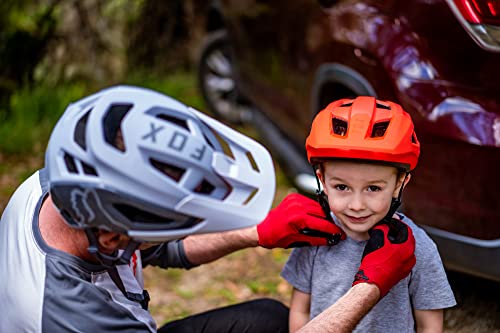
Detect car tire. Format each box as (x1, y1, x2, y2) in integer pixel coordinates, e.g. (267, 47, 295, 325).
(197, 30, 252, 124)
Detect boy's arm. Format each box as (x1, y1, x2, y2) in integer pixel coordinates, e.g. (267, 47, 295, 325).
(414, 309, 443, 333)
(289, 288, 311, 333)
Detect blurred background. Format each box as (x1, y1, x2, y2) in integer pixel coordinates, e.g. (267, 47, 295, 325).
(0, 1, 498, 332)
(0, 0, 295, 326)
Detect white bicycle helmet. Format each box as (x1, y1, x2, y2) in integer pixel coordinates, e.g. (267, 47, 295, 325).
(46, 85, 276, 243)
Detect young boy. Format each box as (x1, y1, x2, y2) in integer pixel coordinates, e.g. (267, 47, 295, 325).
(281, 96, 456, 332)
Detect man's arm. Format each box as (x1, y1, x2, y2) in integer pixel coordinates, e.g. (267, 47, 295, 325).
(183, 193, 345, 265)
(298, 283, 379, 333)
(182, 227, 258, 266)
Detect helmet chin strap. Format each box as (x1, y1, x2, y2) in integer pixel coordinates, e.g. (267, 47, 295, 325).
(383, 172, 409, 223)
(84, 228, 150, 310)
(313, 165, 334, 223)
(84, 228, 141, 267)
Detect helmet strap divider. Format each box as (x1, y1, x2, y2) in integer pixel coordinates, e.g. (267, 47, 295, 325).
(107, 266, 150, 310)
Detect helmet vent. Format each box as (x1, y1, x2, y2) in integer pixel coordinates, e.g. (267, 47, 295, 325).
(113, 203, 198, 227)
(202, 133, 216, 149)
(156, 114, 189, 131)
(103, 103, 133, 152)
(114, 203, 167, 224)
(371, 121, 390, 138)
(243, 188, 258, 205)
(81, 162, 98, 176)
(150, 158, 185, 182)
(74, 110, 90, 151)
(208, 127, 235, 160)
(194, 179, 216, 195)
(340, 102, 353, 107)
(412, 132, 417, 144)
(246, 151, 260, 172)
(63, 153, 78, 174)
(332, 118, 348, 136)
(375, 102, 391, 110)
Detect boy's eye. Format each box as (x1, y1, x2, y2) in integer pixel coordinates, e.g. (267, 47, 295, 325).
(367, 185, 381, 192)
(334, 184, 348, 191)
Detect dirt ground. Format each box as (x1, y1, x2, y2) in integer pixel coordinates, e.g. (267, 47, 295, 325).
(1, 155, 499, 332)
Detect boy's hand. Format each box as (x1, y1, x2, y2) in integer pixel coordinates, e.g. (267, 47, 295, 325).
(257, 193, 345, 248)
(352, 217, 416, 298)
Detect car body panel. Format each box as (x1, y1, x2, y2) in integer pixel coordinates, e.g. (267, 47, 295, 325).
(203, 0, 500, 279)
(219, 0, 500, 241)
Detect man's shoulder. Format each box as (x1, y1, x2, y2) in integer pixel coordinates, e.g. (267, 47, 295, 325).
(5, 170, 44, 205)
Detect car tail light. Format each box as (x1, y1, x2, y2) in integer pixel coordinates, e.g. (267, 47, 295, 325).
(446, 0, 500, 52)
(454, 0, 500, 24)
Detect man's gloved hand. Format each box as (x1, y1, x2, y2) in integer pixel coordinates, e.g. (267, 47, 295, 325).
(257, 193, 345, 249)
(352, 217, 416, 298)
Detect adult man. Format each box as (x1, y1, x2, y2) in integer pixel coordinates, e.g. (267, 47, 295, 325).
(0, 86, 415, 332)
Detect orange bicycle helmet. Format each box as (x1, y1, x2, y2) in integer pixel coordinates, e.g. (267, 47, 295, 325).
(306, 96, 420, 171)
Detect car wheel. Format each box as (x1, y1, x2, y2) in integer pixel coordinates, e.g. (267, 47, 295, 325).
(197, 30, 252, 124)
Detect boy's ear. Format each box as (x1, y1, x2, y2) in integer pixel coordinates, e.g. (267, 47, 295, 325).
(315, 167, 327, 193)
(315, 168, 324, 183)
(393, 173, 412, 197)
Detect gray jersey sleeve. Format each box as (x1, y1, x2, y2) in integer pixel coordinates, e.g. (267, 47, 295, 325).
(141, 240, 197, 269)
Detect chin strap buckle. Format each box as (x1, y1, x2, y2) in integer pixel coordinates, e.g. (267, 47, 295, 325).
(140, 290, 150, 310)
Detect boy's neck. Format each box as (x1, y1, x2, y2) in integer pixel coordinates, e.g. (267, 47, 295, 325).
(344, 229, 370, 242)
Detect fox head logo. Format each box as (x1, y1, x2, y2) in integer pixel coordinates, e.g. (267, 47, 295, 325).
(70, 188, 98, 226)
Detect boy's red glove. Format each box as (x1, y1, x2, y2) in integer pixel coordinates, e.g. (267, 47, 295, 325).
(257, 193, 345, 249)
(352, 217, 416, 298)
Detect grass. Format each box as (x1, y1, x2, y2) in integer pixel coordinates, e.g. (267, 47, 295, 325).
(0, 71, 205, 155)
(0, 83, 87, 154)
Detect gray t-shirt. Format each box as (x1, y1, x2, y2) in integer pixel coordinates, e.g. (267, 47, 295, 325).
(281, 215, 456, 333)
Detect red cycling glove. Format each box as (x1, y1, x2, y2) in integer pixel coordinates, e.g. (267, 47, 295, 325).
(352, 217, 416, 298)
(257, 193, 345, 249)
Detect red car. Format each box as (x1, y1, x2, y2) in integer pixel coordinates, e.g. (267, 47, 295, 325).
(197, 0, 500, 282)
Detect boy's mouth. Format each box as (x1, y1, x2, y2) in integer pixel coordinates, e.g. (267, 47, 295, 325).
(345, 214, 370, 223)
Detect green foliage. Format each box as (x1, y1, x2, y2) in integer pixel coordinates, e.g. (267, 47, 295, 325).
(0, 1, 57, 97)
(0, 71, 205, 155)
(0, 83, 87, 154)
(124, 71, 206, 110)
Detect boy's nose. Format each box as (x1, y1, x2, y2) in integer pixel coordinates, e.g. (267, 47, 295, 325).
(348, 193, 365, 211)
